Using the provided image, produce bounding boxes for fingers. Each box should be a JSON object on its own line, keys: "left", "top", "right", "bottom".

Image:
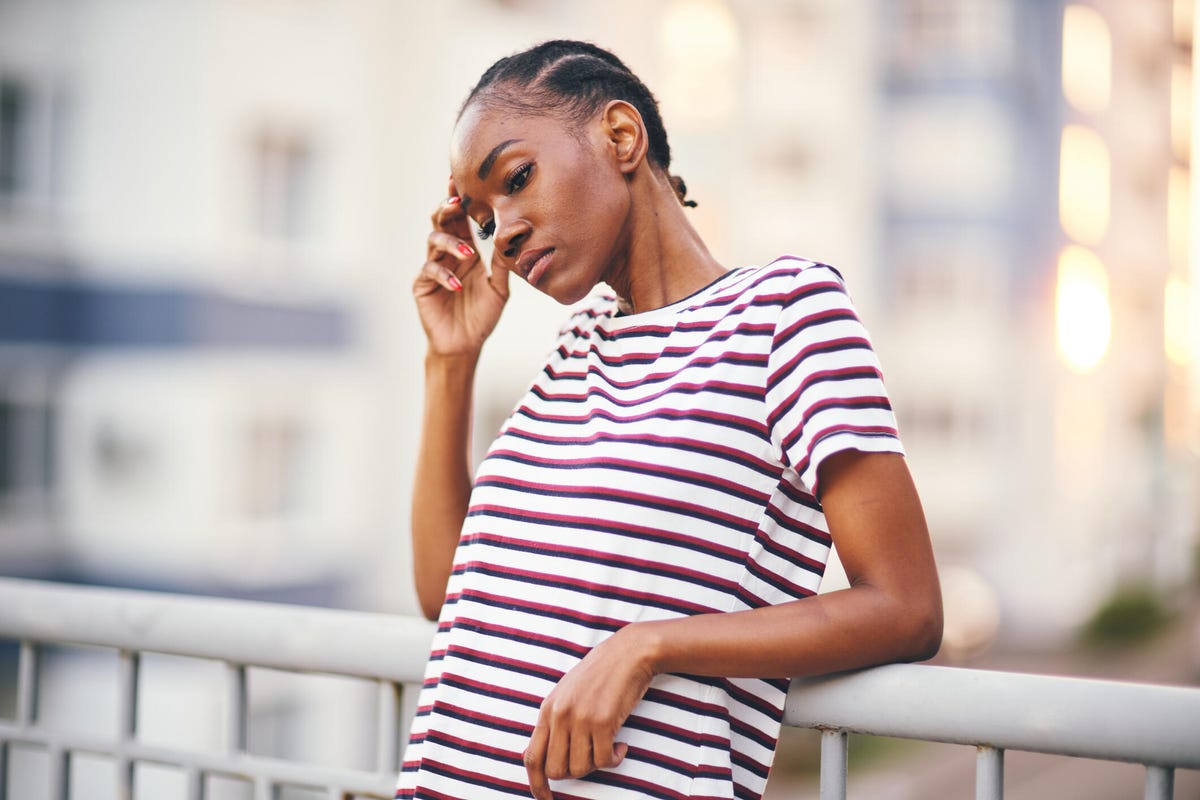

{"left": 591, "top": 735, "right": 627, "bottom": 771}
{"left": 524, "top": 725, "right": 553, "bottom": 800}
{"left": 420, "top": 230, "right": 477, "bottom": 293}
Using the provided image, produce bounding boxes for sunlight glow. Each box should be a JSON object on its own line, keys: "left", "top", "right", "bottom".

{"left": 1165, "top": 277, "right": 1197, "bottom": 366}
{"left": 1056, "top": 245, "right": 1111, "bottom": 373}
{"left": 1062, "top": 5, "right": 1111, "bottom": 114}
{"left": 1059, "top": 124, "right": 1110, "bottom": 246}
{"left": 660, "top": 0, "right": 740, "bottom": 127}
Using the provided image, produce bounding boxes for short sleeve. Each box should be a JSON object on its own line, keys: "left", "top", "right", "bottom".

{"left": 764, "top": 264, "right": 903, "bottom": 497}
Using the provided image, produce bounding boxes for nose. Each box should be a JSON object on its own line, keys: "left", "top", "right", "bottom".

{"left": 497, "top": 216, "right": 531, "bottom": 260}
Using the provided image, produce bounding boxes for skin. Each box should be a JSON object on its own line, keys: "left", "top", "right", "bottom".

{"left": 412, "top": 95, "right": 943, "bottom": 800}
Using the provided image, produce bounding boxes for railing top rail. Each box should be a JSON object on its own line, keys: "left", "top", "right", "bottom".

{"left": 786, "top": 662, "right": 1200, "bottom": 770}
{"left": 2, "top": 577, "right": 1199, "bottom": 770}
{"left": 0, "top": 577, "right": 436, "bottom": 682}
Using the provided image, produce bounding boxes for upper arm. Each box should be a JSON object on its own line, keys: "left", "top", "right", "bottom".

{"left": 817, "top": 449, "right": 942, "bottom": 653}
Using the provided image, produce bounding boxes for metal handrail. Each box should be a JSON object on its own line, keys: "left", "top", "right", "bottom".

{"left": 1, "top": 577, "right": 1198, "bottom": 799}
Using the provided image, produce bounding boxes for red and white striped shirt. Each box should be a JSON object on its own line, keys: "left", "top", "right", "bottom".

{"left": 397, "top": 257, "right": 904, "bottom": 800}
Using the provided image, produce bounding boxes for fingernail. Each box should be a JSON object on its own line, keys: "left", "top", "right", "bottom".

{"left": 457, "top": 243, "right": 474, "bottom": 257}
{"left": 447, "top": 274, "right": 463, "bottom": 292}
{"left": 446, "top": 196, "right": 461, "bottom": 205}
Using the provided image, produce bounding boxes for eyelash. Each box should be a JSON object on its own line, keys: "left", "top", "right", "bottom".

{"left": 476, "top": 162, "right": 533, "bottom": 240}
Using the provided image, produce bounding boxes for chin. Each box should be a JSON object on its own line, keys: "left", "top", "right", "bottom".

{"left": 534, "top": 273, "right": 598, "bottom": 306}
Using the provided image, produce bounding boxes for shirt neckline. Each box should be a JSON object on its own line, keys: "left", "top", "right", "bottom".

{"left": 601, "top": 266, "right": 752, "bottom": 330}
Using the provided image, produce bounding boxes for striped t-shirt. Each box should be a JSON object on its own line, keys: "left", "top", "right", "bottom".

{"left": 397, "top": 257, "right": 904, "bottom": 800}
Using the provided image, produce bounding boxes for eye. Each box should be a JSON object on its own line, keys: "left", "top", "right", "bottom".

{"left": 476, "top": 220, "right": 495, "bottom": 240}
{"left": 505, "top": 162, "right": 532, "bottom": 193}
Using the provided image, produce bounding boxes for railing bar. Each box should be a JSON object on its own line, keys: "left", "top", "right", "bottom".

{"left": 117, "top": 649, "right": 139, "bottom": 800}
{"left": 976, "top": 746, "right": 1004, "bottom": 800}
{"left": 375, "top": 679, "right": 400, "bottom": 774}
{"left": 15, "top": 642, "right": 38, "bottom": 725}
{"left": 185, "top": 767, "right": 203, "bottom": 800}
{"left": 47, "top": 746, "right": 67, "bottom": 800}
{"left": 819, "top": 729, "right": 847, "bottom": 800}
{"left": 0, "top": 741, "right": 8, "bottom": 800}
{"left": 117, "top": 650, "right": 139, "bottom": 739}
{"left": 0, "top": 719, "right": 396, "bottom": 796}
{"left": 1144, "top": 765, "right": 1174, "bottom": 800}
{"left": 227, "top": 663, "right": 248, "bottom": 754}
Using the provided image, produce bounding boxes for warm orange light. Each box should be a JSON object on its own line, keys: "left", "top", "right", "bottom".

{"left": 1062, "top": 5, "right": 1111, "bottom": 114}
{"left": 660, "top": 0, "right": 740, "bottom": 127}
{"left": 1165, "top": 277, "right": 1197, "bottom": 366}
{"left": 1175, "top": 0, "right": 1194, "bottom": 46}
{"left": 1169, "top": 165, "right": 1191, "bottom": 271}
{"left": 1172, "top": 63, "right": 1192, "bottom": 162}
{"left": 1056, "top": 245, "right": 1111, "bottom": 373}
{"left": 1059, "top": 125, "right": 1110, "bottom": 245}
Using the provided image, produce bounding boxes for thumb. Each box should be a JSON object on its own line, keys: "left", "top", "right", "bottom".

{"left": 611, "top": 741, "right": 629, "bottom": 766}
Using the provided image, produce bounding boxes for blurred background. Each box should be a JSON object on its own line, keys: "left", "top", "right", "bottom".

{"left": 0, "top": 0, "right": 1197, "bottom": 797}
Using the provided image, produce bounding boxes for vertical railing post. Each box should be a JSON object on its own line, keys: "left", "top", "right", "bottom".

{"left": 116, "top": 650, "right": 140, "bottom": 800}
{"left": 46, "top": 746, "right": 68, "bottom": 800}
{"left": 0, "top": 741, "right": 8, "bottom": 800}
{"left": 1144, "top": 765, "right": 1174, "bottom": 800}
{"left": 976, "top": 746, "right": 1004, "bottom": 800}
{"left": 184, "top": 767, "right": 203, "bottom": 800}
{"left": 226, "top": 663, "right": 248, "bottom": 755}
{"left": 376, "top": 680, "right": 401, "bottom": 776}
{"left": 819, "top": 729, "right": 848, "bottom": 800}
{"left": 15, "top": 642, "right": 38, "bottom": 727}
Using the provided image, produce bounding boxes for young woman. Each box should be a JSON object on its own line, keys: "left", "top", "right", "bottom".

{"left": 401, "top": 40, "right": 942, "bottom": 800}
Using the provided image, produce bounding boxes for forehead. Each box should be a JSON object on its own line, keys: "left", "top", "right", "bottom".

{"left": 450, "top": 102, "right": 578, "bottom": 176}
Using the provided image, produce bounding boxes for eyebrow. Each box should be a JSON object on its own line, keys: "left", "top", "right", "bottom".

{"left": 478, "top": 138, "right": 522, "bottom": 180}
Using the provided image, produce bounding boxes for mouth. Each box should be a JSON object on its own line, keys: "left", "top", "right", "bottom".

{"left": 516, "top": 247, "right": 555, "bottom": 286}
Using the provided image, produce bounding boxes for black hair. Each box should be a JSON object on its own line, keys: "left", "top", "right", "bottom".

{"left": 461, "top": 40, "right": 697, "bottom": 207}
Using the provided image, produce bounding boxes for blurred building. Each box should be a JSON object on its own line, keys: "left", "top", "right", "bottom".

{"left": 0, "top": 0, "right": 423, "bottom": 607}
{"left": 870, "top": 0, "right": 1199, "bottom": 649}
{"left": 0, "top": 0, "right": 1196, "bottom": 645}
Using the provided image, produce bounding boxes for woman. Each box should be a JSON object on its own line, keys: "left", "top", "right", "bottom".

{"left": 401, "top": 40, "right": 941, "bottom": 800}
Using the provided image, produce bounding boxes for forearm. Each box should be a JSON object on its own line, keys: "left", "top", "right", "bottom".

{"left": 633, "top": 582, "right": 943, "bottom": 681}
{"left": 411, "top": 350, "right": 479, "bottom": 620}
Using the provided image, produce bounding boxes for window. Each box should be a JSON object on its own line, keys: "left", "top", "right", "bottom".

{"left": 0, "top": 73, "right": 65, "bottom": 216}
{"left": 251, "top": 128, "right": 313, "bottom": 242}
{"left": 0, "top": 78, "right": 31, "bottom": 205}
{"left": 0, "top": 395, "right": 56, "bottom": 515}
{"left": 888, "top": 0, "right": 1013, "bottom": 78}
{"left": 239, "top": 414, "right": 307, "bottom": 520}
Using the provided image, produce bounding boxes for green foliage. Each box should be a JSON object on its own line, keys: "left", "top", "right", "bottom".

{"left": 1079, "top": 585, "right": 1174, "bottom": 647}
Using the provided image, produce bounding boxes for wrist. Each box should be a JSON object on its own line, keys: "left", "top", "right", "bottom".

{"left": 425, "top": 349, "right": 481, "bottom": 376}
{"left": 620, "top": 620, "right": 669, "bottom": 678}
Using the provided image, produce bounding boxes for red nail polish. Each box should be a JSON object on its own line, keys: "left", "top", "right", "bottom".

{"left": 446, "top": 196, "right": 461, "bottom": 205}
{"left": 447, "top": 274, "right": 463, "bottom": 292}
{"left": 457, "top": 243, "right": 474, "bottom": 257}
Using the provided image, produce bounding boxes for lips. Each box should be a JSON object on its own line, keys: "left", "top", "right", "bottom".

{"left": 516, "top": 247, "right": 555, "bottom": 285}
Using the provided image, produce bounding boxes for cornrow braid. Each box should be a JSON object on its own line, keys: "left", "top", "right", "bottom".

{"left": 462, "top": 39, "right": 696, "bottom": 207}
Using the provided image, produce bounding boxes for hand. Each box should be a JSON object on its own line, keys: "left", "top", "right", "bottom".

{"left": 414, "top": 179, "right": 509, "bottom": 357}
{"left": 523, "top": 625, "right": 658, "bottom": 800}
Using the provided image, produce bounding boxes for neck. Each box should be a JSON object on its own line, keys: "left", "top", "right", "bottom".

{"left": 605, "top": 171, "right": 725, "bottom": 314}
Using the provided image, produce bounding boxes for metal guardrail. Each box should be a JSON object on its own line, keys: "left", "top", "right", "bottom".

{"left": 0, "top": 577, "right": 1198, "bottom": 799}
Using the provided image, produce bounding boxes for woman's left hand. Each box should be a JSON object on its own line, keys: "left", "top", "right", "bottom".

{"left": 523, "top": 625, "right": 658, "bottom": 799}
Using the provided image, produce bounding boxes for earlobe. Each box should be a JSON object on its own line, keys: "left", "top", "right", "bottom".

{"left": 602, "top": 100, "right": 648, "bottom": 175}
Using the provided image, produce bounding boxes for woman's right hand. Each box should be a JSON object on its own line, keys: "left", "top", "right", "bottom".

{"left": 414, "top": 179, "right": 510, "bottom": 357}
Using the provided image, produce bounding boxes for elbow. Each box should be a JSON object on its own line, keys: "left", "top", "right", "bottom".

{"left": 419, "top": 601, "right": 440, "bottom": 622}
{"left": 417, "top": 590, "right": 443, "bottom": 622}
{"left": 903, "top": 593, "right": 943, "bottom": 663}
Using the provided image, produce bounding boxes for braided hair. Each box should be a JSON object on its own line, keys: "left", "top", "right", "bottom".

{"left": 462, "top": 40, "right": 697, "bottom": 208}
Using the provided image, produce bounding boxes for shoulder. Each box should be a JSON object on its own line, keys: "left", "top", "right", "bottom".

{"left": 715, "top": 256, "right": 851, "bottom": 313}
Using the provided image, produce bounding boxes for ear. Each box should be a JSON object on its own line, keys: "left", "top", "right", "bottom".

{"left": 601, "top": 100, "right": 648, "bottom": 176}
